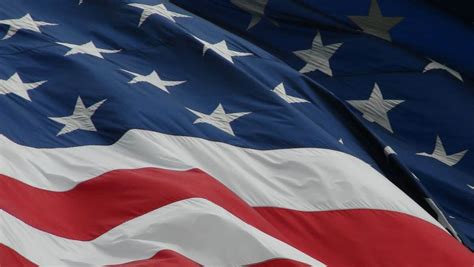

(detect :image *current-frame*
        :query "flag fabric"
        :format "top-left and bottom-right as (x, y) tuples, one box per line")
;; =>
(0, 0), (472, 266)
(173, 0), (474, 250)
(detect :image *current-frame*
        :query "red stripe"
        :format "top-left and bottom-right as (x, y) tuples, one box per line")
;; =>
(0, 168), (283, 241)
(112, 251), (309, 267)
(1, 167), (299, 264)
(110, 249), (199, 267)
(0, 244), (36, 267)
(249, 259), (309, 267)
(2, 167), (472, 266)
(255, 208), (474, 267)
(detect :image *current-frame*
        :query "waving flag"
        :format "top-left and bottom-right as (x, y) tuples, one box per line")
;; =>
(173, 0), (474, 250)
(0, 0), (472, 266)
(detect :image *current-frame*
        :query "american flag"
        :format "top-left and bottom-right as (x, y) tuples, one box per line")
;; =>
(0, 0), (473, 266)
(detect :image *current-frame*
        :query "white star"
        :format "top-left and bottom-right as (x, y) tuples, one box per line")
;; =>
(128, 3), (191, 27)
(293, 31), (342, 76)
(78, 0), (83, 5)
(468, 184), (474, 190)
(416, 135), (468, 166)
(186, 104), (251, 136)
(193, 36), (253, 64)
(347, 83), (404, 133)
(0, 72), (46, 101)
(56, 41), (120, 59)
(348, 0), (403, 42)
(272, 83), (308, 104)
(0, 13), (57, 40)
(49, 97), (106, 136)
(423, 59), (463, 82)
(338, 138), (344, 144)
(231, 0), (273, 30)
(121, 69), (186, 93)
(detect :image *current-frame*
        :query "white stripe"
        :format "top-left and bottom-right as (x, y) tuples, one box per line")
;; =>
(0, 198), (324, 266)
(0, 130), (441, 228)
